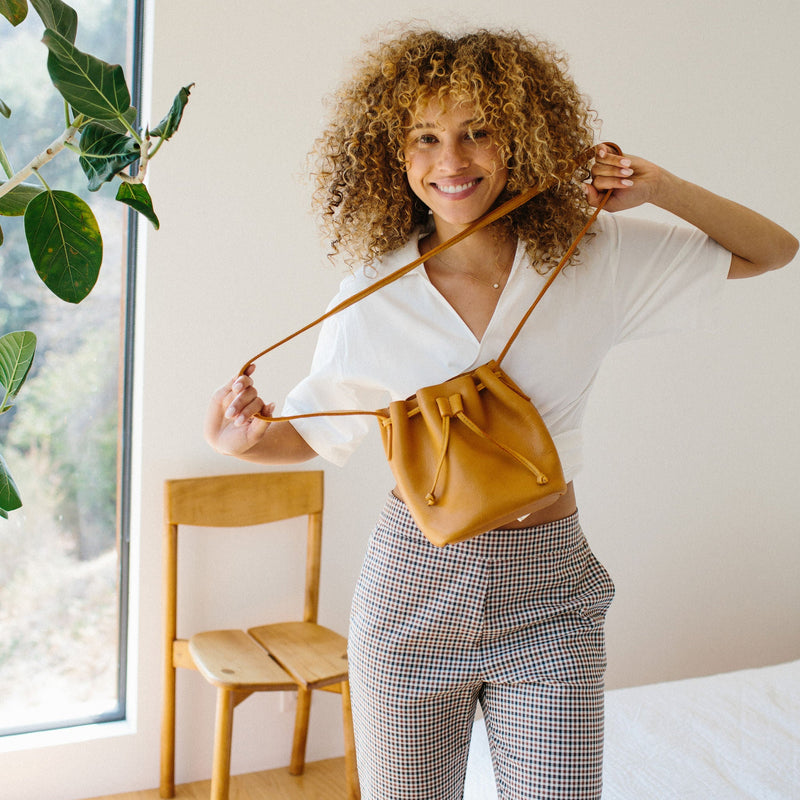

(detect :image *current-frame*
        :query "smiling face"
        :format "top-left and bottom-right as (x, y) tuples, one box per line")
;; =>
(403, 97), (509, 233)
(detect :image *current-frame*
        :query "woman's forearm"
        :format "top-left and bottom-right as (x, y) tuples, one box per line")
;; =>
(233, 420), (318, 465)
(590, 149), (798, 278)
(653, 171), (798, 278)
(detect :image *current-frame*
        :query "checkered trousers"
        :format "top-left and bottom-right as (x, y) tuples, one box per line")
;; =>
(347, 493), (615, 800)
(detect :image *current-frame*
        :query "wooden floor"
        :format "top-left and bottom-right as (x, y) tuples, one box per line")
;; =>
(87, 757), (348, 800)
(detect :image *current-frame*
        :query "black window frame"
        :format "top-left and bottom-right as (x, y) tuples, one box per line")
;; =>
(0, 0), (143, 738)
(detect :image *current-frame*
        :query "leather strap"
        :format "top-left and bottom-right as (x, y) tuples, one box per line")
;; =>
(241, 142), (622, 421)
(239, 182), (542, 375)
(496, 160), (618, 365)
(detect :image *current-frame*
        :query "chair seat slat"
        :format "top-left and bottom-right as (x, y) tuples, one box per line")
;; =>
(249, 622), (349, 689)
(189, 629), (297, 691)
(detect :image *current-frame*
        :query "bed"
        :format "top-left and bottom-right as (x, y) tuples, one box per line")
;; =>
(464, 659), (800, 799)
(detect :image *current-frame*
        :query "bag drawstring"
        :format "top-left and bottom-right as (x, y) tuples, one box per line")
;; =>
(426, 396), (454, 505)
(426, 393), (550, 506)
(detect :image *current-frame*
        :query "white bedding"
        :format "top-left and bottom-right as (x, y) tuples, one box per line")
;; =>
(464, 659), (800, 799)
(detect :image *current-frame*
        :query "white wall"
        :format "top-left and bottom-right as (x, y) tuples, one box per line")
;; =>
(2, 0), (798, 797)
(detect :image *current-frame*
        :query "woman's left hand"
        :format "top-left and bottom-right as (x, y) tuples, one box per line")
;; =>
(584, 145), (798, 278)
(584, 147), (662, 213)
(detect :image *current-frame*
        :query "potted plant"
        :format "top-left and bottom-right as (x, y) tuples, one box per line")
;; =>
(0, 0), (190, 516)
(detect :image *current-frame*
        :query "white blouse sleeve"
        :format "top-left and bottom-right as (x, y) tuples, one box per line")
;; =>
(607, 214), (731, 344)
(281, 312), (390, 467)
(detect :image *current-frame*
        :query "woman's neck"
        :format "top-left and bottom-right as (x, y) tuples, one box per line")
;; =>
(421, 222), (517, 280)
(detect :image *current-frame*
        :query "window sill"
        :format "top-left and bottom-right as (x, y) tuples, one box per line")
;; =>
(0, 718), (135, 754)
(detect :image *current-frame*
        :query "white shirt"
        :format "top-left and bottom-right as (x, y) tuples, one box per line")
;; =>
(282, 212), (731, 480)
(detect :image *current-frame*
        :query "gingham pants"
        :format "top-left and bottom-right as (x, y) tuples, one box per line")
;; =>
(348, 493), (615, 800)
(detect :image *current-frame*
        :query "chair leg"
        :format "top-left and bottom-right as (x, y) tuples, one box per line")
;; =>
(289, 687), (312, 776)
(341, 680), (361, 800)
(159, 665), (176, 798)
(210, 688), (235, 800)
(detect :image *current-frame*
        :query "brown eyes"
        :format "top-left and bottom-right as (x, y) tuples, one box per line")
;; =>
(410, 130), (491, 147)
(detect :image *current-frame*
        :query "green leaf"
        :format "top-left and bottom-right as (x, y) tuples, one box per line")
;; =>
(149, 84), (193, 140)
(91, 105), (137, 135)
(79, 122), (140, 190)
(0, 182), (44, 215)
(0, 0), (28, 26)
(30, 0), (76, 43)
(0, 96), (10, 117)
(42, 28), (131, 120)
(116, 181), (159, 229)
(0, 330), (36, 411)
(24, 188), (102, 302)
(0, 453), (22, 515)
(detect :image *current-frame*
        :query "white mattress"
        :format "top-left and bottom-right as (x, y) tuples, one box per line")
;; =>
(464, 659), (800, 799)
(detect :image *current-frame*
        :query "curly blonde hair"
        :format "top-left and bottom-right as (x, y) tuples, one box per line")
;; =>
(310, 28), (598, 272)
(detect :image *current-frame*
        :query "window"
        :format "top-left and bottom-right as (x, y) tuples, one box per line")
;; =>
(0, 0), (140, 735)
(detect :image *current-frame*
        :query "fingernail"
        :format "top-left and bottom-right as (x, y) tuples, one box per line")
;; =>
(598, 148), (606, 157)
(621, 168), (633, 176)
(225, 405), (236, 418)
(621, 179), (634, 187)
(620, 158), (632, 167)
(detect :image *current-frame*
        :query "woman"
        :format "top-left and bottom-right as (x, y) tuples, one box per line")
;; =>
(205, 29), (796, 800)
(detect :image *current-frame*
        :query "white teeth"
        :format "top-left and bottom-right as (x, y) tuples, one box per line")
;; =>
(436, 180), (477, 194)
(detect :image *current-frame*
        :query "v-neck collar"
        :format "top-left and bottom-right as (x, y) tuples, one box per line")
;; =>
(412, 230), (526, 347)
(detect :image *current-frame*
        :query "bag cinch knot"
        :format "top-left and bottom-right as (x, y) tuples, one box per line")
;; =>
(425, 393), (550, 507)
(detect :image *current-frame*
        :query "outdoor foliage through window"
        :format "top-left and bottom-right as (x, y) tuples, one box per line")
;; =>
(0, 0), (134, 734)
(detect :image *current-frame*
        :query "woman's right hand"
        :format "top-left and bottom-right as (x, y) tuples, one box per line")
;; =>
(204, 365), (275, 456)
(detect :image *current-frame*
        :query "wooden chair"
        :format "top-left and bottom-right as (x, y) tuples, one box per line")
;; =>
(160, 471), (359, 800)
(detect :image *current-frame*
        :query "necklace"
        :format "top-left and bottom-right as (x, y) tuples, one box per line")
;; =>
(427, 241), (514, 290)
(434, 239), (514, 291)
(453, 263), (509, 290)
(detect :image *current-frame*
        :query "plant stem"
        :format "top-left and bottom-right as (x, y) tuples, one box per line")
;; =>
(0, 138), (13, 179)
(120, 115), (143, 146)
(32, 169), (51, 191)
(148, 135), (165, 159)
(116, 137), (151, 185)
(0, 124), (79, 199)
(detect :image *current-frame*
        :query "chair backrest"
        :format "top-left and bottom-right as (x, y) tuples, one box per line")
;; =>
(163, 471), (326, 657)
(164, 471), (324, 528)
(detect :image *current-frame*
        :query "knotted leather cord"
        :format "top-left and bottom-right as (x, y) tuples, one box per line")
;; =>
(425, 392), (549, 506)
(239, 142), (622, 423)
